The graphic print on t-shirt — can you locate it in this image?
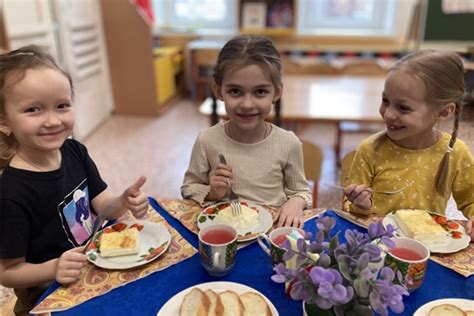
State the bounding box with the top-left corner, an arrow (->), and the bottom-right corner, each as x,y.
58,179 -> 94,245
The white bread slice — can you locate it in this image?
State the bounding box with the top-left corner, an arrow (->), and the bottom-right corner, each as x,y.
240,292 -> 271,316
219,290 -> 244,316
205,289 -> 224,316
394,210 -> 448,245
428,304 -> 467,316
100,227 -> 140,257
179,288 -> 210,316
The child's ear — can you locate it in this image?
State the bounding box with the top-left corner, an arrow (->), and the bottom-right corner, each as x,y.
437,102 -> 456,121
212,83 -> 223,100
273,83 -> 283,102
0,118 -> 12,136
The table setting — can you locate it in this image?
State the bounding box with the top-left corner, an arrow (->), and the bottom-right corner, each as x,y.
30,197 -> 473,315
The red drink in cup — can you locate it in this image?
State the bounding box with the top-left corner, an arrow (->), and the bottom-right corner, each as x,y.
388,247 -> 423,261
201,229 -> 235,244
271,234 -> 288,247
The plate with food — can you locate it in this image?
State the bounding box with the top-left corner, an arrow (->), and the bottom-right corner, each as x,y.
413,298 -> 474,316
157,281 -> 278,316
383,209 -> 470,253
86,220 -> 171,269
197,201 -> 273,242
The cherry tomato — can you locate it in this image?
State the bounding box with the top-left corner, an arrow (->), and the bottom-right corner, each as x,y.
447,222 -> 460,230
112,223 -> 127,232
451,231 -> 463,239
435,216 -> 447,225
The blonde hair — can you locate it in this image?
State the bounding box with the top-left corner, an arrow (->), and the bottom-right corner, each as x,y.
389,50 -> 465,195
213,35 -> 282,90
0,45 -> 73,168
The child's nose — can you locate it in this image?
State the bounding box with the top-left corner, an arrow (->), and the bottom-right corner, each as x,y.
240,95 -> 253,109
382,106 -> 396,120
44,113 -> 61,126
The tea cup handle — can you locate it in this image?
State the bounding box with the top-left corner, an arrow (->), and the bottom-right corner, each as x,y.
212,252 -> 220,267
257,233 -> 271,256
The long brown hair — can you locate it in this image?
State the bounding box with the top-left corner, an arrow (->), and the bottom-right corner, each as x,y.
213,34 -> 282,90
391,50 -> 465,195
0,45 -> 73,167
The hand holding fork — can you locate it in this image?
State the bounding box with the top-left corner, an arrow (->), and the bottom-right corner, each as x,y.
218,154 -> 242,217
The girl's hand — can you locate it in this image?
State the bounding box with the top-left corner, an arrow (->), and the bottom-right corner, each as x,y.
55,247 -> 87,284
273,197 -> 305,228
207,163 -> 234,201
344,184 -> 372,210
465,218 -> 474,242
122,176 -> 149,218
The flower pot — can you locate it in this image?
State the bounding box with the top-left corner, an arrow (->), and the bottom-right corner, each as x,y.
302,302 -> 335,316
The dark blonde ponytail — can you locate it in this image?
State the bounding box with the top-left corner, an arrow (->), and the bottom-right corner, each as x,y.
434,100 -> 461,195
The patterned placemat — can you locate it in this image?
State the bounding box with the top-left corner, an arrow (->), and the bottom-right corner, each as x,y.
30,207 -> 197,314
333,210 -> 473,277
155,197 -> 326,236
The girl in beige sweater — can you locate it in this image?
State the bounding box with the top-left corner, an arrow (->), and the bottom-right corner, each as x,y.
182,35 -> 311,228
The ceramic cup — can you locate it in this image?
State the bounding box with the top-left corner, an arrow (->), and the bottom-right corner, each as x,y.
384,237 -> 430,292
198,224 -> 238,277
257,227 -> 305,265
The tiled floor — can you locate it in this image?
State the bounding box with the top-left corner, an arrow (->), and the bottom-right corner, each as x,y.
1,98 -> 473,308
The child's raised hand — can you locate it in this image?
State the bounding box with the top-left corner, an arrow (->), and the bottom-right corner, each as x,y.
465,218 -> 474,242
344,184 -> 372,210
55,246 -> 87,284
122,176 -> 149,218
207,163 -> 234,201
273,197 -> 305,228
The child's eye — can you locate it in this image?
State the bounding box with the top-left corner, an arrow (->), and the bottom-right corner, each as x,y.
227,88 -> 241,97
24,107 -> 40,113
254,89 -> 269,97
381,97 -> 389,104
57,103 -> 71,110
398,105 -> 411,112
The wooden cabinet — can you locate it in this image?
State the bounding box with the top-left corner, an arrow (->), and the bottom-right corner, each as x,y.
100,0 -> 183,115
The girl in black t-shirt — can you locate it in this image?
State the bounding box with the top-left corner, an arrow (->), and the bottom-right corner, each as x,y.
0,45 -> 149,315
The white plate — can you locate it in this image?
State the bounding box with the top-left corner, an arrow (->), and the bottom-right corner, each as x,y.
157,281 -> 279,315
86,220 -> 171,269
414,298 -> 474,315
197,201 -> 273,242
383,213 -> 470,253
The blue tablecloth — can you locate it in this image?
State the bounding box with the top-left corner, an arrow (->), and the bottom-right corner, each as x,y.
37,197 -> 473,315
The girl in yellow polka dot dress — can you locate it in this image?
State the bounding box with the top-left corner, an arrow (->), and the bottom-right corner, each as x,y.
342,50 -> 474,241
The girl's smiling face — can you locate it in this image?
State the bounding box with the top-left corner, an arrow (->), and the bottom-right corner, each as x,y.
379,68 -> 453,149
2,67 -> 74,155
214,64 -> 282,142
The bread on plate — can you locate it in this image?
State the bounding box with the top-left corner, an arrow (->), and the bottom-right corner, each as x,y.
218,290 -> 244,316
428,304 -> 467,316
240,292 -> 271,316
204,289 -> 224,316
179,287 -> 210,316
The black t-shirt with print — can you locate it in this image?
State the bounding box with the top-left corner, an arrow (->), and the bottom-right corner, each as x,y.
0,139 -> 107,263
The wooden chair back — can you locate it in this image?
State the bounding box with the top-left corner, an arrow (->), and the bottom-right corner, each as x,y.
301,140 -> 323,208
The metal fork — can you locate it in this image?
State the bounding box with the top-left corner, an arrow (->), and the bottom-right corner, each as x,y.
328,184 -> 405,195
83,204 -> 116,252
218,154 -> 242,217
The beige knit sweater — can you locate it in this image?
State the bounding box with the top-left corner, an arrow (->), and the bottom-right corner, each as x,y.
181,122 -> 312,208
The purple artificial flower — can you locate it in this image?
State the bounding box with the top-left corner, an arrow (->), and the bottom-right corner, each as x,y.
270,215 -> 409,315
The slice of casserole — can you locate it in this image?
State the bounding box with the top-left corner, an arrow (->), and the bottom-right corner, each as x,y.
100,227 -> 140,257
394,209 -> 448,245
